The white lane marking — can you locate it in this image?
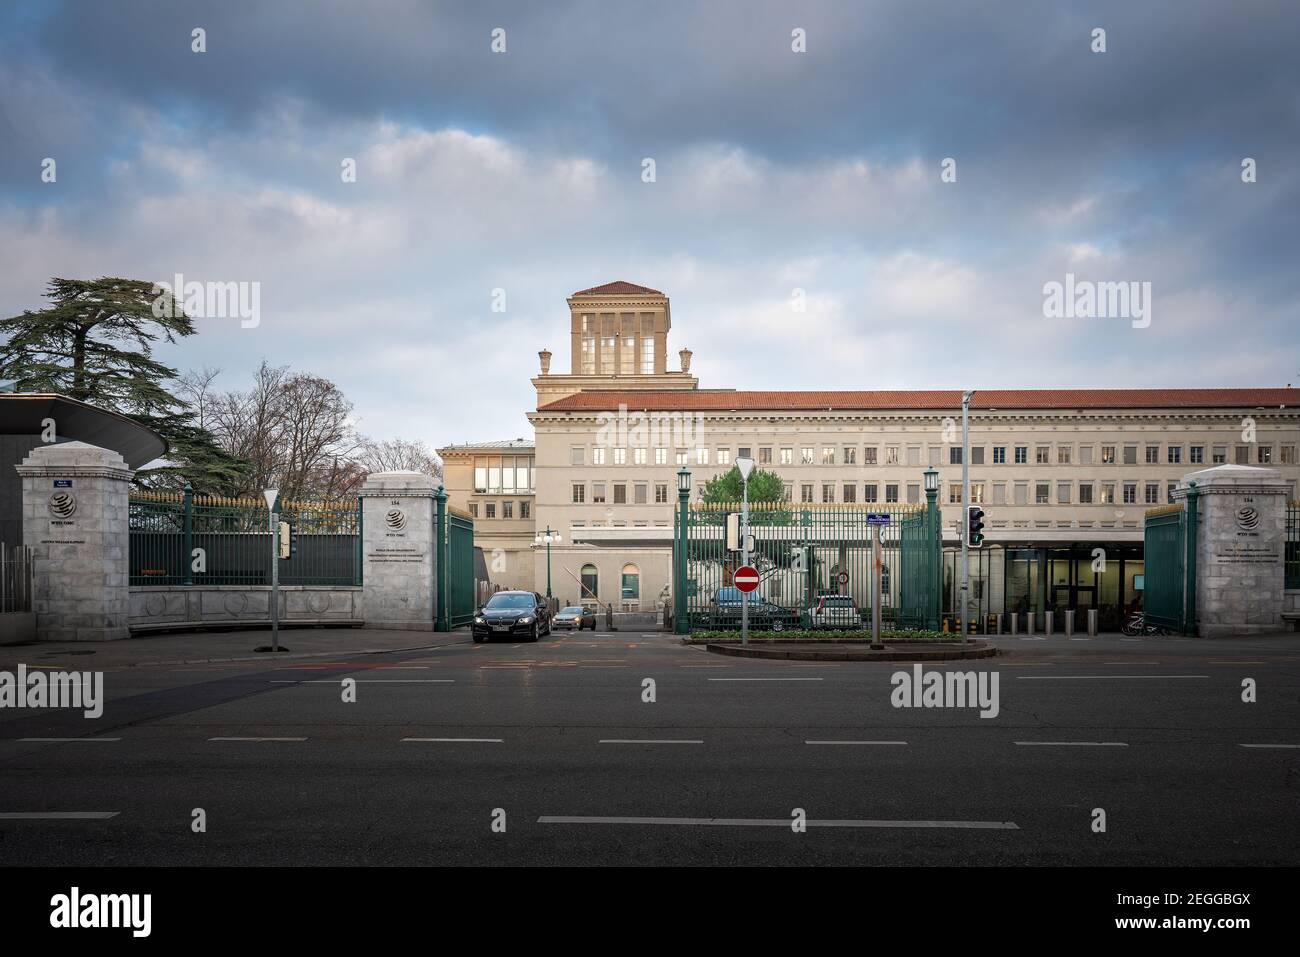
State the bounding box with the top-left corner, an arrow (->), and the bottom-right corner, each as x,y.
1014,741 -> 1127,747
402,737 -> 503,743
207,736 -> 307,742
1016,675 -> 1207,680
538,816 -> 1018,829
0,812 -> 120,820
805,740 -> 907,746
1019,637 -> 1045,641
268,679 -> 455,684
1239,743 -> 1300,749
598,739 -> 703,745
17,737 -> 121,743
707,677 -> 824,682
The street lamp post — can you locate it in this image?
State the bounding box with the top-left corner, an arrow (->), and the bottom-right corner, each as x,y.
736,456 -> 755,645
924,466 -> 940,632
535,526 -> 561,599
674,468 -> 691,635
960,391 -> 972,641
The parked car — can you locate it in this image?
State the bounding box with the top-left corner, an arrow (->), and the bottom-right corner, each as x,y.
553,605 -> 596,630
809,594 -> 861,629
702,586 -> 801,631
472,590 -> 552,642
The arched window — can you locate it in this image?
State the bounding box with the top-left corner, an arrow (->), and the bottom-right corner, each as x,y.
580,564 -> 599,602
621,563 -> 640,601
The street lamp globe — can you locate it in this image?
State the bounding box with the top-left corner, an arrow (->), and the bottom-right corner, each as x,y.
677,467 -> 691,493
923,467 -> 939,493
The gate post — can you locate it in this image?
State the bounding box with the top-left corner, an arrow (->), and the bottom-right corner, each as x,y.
674,468 -> 690,634
182,483 -> 194,586
358,470 -> 438,631
435,486 -> 447,632
925,474 -> 941,631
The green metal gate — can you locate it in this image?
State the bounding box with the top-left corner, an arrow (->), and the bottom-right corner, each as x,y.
1143,487 -> 1198,634
435,489 -> 476,630
676,501 -> 940,632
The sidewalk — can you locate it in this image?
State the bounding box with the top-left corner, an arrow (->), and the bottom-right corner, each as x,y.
0,627 -> 472,668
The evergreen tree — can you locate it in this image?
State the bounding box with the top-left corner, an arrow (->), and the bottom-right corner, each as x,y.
0,277 -> 249,491
700,465 -> 786,504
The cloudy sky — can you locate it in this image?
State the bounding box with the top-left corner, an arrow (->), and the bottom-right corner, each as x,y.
2,1 -> 1298,448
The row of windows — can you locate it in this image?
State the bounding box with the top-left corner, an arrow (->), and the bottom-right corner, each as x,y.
578,313 -> 658,375
570,482 -> 672,504
567,443 -> 1297,468
472,455 -> 536,493
468,500 -> 531,520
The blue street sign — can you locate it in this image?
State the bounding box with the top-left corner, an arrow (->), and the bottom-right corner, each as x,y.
53,479 -> 72,488
866,513 -> 891,525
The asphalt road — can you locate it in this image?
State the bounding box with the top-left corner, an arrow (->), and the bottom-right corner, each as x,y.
2,630 -> 1298,866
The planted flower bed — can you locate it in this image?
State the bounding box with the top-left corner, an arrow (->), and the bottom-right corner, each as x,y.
688,628 -> 957,643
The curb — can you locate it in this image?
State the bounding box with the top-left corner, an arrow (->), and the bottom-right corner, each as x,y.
706,642 -> 999,662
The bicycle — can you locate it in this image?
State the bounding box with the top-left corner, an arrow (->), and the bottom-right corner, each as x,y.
1121,612 -> 1166,637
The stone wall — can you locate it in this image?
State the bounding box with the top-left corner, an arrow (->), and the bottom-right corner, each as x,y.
129,585 -> 362,632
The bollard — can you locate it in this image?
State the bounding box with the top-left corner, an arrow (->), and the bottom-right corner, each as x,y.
995,613 -> 1003,636
1010,612 -> 1018,635
1065,609 -> 1075,638
1045,610 -> 1054,636
1026,612 -> 1034,636
1088,608 -> 1098,637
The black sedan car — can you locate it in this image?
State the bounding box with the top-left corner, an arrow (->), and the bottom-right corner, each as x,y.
472,590 -> 552,642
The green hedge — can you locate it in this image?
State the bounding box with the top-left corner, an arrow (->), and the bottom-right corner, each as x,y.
692,628 -> 956,642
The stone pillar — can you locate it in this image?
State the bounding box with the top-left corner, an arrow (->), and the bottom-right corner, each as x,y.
1179,464 -> 1288,638
358,470 -> 438,630
15,441 -> 134,641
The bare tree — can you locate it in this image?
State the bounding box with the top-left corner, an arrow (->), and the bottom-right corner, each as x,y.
352,436 -> 442,480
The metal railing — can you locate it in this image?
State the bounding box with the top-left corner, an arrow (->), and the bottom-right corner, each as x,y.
130,488 -> 361,587
1,543 -> 34,613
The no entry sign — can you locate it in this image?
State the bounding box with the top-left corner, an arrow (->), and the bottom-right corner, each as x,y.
733,565 -> 760,593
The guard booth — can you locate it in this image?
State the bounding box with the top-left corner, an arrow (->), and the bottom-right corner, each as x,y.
675,501 -> 941,631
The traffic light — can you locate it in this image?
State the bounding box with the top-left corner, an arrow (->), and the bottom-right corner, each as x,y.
966,505 -> 986,548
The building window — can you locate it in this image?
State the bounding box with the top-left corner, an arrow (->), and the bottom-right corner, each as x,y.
949,447 -> 962,465
1167,446 -> 1182,465
782,482 -> 793,502
571,447 -> 585,466
614,448 -> 626,465
468,503 -> 478,518
592,483 -> 606,504
970,483 -> 985,504
820,447 -> 834,465
1057,446 -> 1072,465
1212,446 -> 1226,464
843,447 -> 857,465
485,502 -> 496,519
1235,446 -> 1250,465
949,483 -> 963,504
801,483 -> 814,503
621,563 -> 640,602
1145,483 -> 1160,504
885,446 -> 900,465
634,448 -> 647,465
885,484 -> 899,503
929,446 -> 942,466
1079,445 -> 1093,465
1014,446 -> 1028,465
613,484 -> 627,504
641,337 -> 654,375
1282,445 -> 1297,465
676,450 -> 689,466
1036,446 -> 1050,465
1123,483 -> 1137,505
593,447 -> 606,465
1057,483 -> 1071,504
843,483 -> 857,503
865,447 -> 878,465
718,449 -> 731,466
864,483 -> 878,503
572,484 -> 585,504
1014,483 -> 1028,505
801,447 -> 814,465
1035,483 -> 1050,505
696,447 -> 709,466
655,447 -> 667,465
1258,445 -> 1273,464
581,315 -> 596,374
1124,445 -> 1138,465
907,483 -> 921,504
521,501 -> 530,519
822,484 -> 834,503
1167,482 -> 1178,503
780,447 -> 793,465
993,446 -> 1006,465
1189,445 -> 1203,464
759,447 -> 772,465
581,564 -> 599,600
1099,483 -> 1114,504
992,482 -> 1007,505
970,447 -> 985,466
908,446 -> 922,467
654,483 -> 668,503
634,483 -> 647,504
1101,445 -> 1116,464
738,447 -> 752,459
502,502 -> 513,519
1145,445 -> 1160,464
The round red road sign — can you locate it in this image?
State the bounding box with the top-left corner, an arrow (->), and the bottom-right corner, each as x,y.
733,565 -> 760,593
837,571 -> 850,586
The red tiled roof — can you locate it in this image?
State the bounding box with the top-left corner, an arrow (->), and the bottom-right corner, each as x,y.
537,388 -> 1300,413
570,280 -> 664,297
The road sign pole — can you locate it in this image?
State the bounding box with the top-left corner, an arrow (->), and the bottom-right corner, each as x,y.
960,390 -> 971,642
270,509 -> 280,653
871,524 -> 883,649
741,476 -> 749,646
